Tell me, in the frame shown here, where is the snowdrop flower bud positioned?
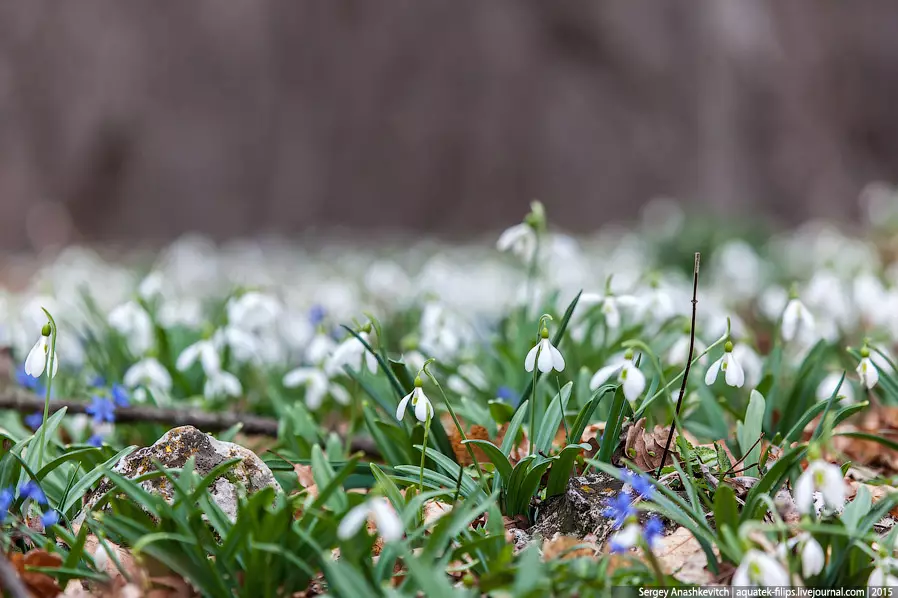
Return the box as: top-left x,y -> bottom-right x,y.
794,460 -> 846,515
24,324 -> 58,379
705,341 -> 744,388
857,346 -> 879,390
396,376 -> 433,423
589,350 -> 645,408
337,497 -> 403,542
781,292 -> 815,343
870,558 -> 898,588
524,327 -> 565,374
496,223 -> 537,263
732,550 -> 790,587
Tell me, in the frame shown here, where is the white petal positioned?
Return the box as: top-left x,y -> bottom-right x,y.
24,339 -> 46,378
283,368 -> 316,388
724,355 -> 745,388
622,365 -> 646,404
370,499 -> 403,542
794,469 -> 815,515
305,382 -> 326,410
781,300 -> 799,341
496,224 -> 527,252
590,363 -> 623,390
176,343 -> 201,371
801,537 -> 825,578
731,563 -> 751,587
49,351 -> 59,378
365,351 -> 378,375
537,340 -> 554,373
820,463 -> 846,510
414,392 -> 432,423
336,504 -> 370,540
550,344 -> 565,372
524,345 -> 539,372
395,393 -> 412,420
704,357 -> 723,386
603,300 -> 621,329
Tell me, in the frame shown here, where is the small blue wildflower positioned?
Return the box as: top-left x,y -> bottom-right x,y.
621,468 -> 655,500
24,412 -> 43,431
89,375 -> 106,388
87,434 -> 104,448
86,396 -> 116,424
40,509 -> 59,528
0,487 -> 14,522
19,481 -> 46,505
15,366 -> 38,390
308,304 -> 327,326
602,491 -> 636,529
496,386 -> 516,402
111,384 -> 130,408
643,516 -> 664,548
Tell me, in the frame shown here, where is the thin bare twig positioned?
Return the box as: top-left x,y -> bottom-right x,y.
656,253 -> 701,478
0,551 -> 29,598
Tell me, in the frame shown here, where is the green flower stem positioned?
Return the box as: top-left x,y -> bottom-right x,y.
38,308 -> 58,470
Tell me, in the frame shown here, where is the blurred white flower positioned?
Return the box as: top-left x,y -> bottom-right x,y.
326,330 -> 378,376
732,549 -> 790,587
336,497 -> 402,542
283,367 -> 350,410
396,378 -> 432,423
227,292 -> 281,332
581,291 -> 639,330
857,351 -> 880,390
176,339 -> 221,375
589,351 -> 645,408
733,343 -> 763,388
24,326 -> 58,379
156,297 -> 203,329
781,296 -> 815,343
870,558 -> 898,588
213,326 -> 262,364
816,372 -> 854,406
204,370 -> 242,399
794,460 -> 845,515
524,329 -> 565,374
496,223 -> 537,262
305,331 -> 337,366
108,301 -> 154,356
138,271 -> 165,300
667,331 -> 706,366
705,343 -> 744,388
123,357 -> 173,396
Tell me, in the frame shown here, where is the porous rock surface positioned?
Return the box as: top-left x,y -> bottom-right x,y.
83,425 -> 280,521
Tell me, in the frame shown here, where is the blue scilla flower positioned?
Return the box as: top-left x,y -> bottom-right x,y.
111,384 -> 130,408
25,412 -> 43,431
19,481 -> 46,505
87,434 -> 104,448
496,386 -> 516,402
308,304 -> 327,326
89,374 -> 106,388
621,468 -> 655,500
602,491 -> 636,529
643,516 -> 664,548
40,509 -> 59,528
86,396 -> 116,424
0,487 -> 14,523
16,365 -> 38,390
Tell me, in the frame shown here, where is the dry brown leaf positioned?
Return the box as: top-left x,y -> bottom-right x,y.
580,422 -> 605,444
10,549 -> 63,598
422,500 -> 453,527
834,405 -> 898,472
624,418 -> 677,472
653,526 -> 715,585
449,425 -> 490,465
541,534 -> 597,561
293,463 -> 319,501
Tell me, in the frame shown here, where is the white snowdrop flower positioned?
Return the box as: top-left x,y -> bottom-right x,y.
798,534 -> 825,578
108,301 -> 154,356
667,325 -> 706,366
156,297 -> 203,330
24,324 -> 58,379
870,558 -> 898,588
496,223 -> 537,262
794,460 -> 846,515
857,347 -> 879,390
325,329 -> 378,376
705,342 -> 744,388
227,292 -> 281,332
732,549 -> 790,587
204,370 -> 242,399
781,295 -> 815,343
138,271 -> 165,300
581,291 -> 639,330
213,326 -> 261,364
92,541 -> 115,572
524,327 -> 565,374
419,303 -> 463,361
608,523 -> 641,553
283,367 -> 350,410
123,357 -> 173,395
337,497 -> 403,542
396,377 -> 433,423
816,372 -> 854,406
305,331 -> 337,366
589,350 -> 645,408
176,339 -> 221,375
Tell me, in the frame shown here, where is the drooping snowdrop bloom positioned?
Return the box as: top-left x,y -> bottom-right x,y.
123,357 -> 173,402
870,558 -> 898,588
496,223 -> 537,263
204,370 -> 242,400
581,291 -> 639,330
283,367 -> 350,410
108,301 -> 155,356
705,342 -> 744,388
138,271 -> 165,301
732,550 -> 790,587
777,533 -> 825,579
667,323 -> 706,366
24,323 -> 58,379
857,347 -> 880,390
781,295 -> 816,343
816,372 -> 854,406
213,326 -> 260,364
524,327 -> 565,374
305,331 -> 337,366
589,350 -> 645,408
325,328 -> 378,376
794,460 -> 846,515
396,377 -> 433,423
226,292 -> 281,333
176,339 -> 221,375
337,497 -> 403,542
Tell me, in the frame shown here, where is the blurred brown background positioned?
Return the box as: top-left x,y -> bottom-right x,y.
1,0 -> 897,250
